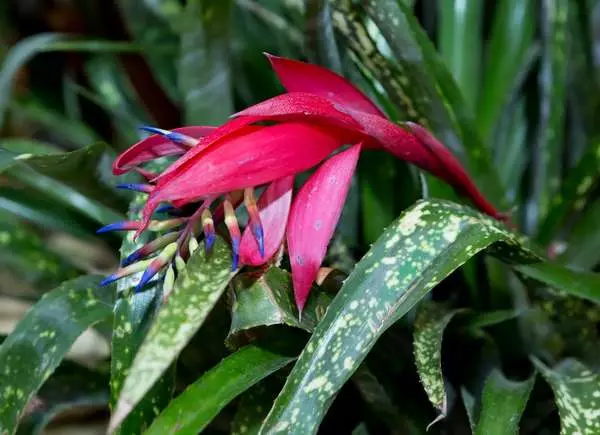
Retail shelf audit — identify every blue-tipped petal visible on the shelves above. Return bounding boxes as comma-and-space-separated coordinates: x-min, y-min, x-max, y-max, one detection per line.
134, 267, 158, 293
203, 232, 215, 252
231, 238, 240, 271
96, 221, 138, 234
156, 204, 175, 213
99, 274, 119, 286
116, 183, 153, 194
139, 125, 194, 146
253, 225, 265, 258
121, 250, 142, 267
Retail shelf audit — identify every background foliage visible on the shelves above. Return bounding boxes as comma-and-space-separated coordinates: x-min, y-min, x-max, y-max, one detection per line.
0, 0, 599, 434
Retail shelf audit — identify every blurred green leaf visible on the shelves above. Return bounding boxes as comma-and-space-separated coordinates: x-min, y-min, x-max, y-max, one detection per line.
180, 0, 233, 125
474, 370, 534, 435
0, 275, 114, 435
0, 33, 64, 128
228, 267, 331, 345
413, 301, 463, 424
1, 145, 124, 225
260, 199, 539, 433
0, 187, 94, 237
538, 139, 600, 245
118, 0, 180, 101
0, 138, 60, 155
561, 198, 600, 269
0, 33, 150, 129
493, 99, 528, 204
15, 362, 109, 435
85, 55, 147, 145
10, 97, 100, 148
477, 0, 536, 140
145, 341, 299, 435
109, 237, 233, 432
517, 262, 600, 305
306, 0, 342, 71
438, 0, 483, 110
532, 357, 600, 434
331, 0, 507, 208
529, 0, 570, 233
0, 218, 78, 289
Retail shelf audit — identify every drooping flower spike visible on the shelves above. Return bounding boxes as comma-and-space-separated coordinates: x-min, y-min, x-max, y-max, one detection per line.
99, 54, 504, 311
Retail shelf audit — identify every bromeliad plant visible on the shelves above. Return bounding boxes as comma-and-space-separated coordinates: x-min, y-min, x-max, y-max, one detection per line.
1, 1, 600, 434
98, 54, 504, 311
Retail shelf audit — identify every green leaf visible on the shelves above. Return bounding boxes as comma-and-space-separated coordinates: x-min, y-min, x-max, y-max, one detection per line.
0, 33, 64, 128
109, 237, 234, 432
10, 97, 99, 148
117, 0, 180, 101
144, 341, 300, 435
493, 98, 528, 203
0, 217, 79, 289
0, 275, 114, 435
477, 0, 536, 140
474, 370, 534, 435
228, 267, 331, 345
358, 151, 412, 245
232, 376, 282, 435
517, 262, 600, 305
532, 357, 600, 434
529, 0, 571, 232
110, 190, 174, 435
0, 187, 94, 237
438, 0, 483, 110
351, 365, 415, 433
413, 301, 463, 424
0, 144, 125, 224
331, 0, 506, 208
259, 199, 539, 434
180, 0, 233, 125
15, 361, 109, 435
538, 139, 600, 245
561, 198, 600, 269
85, 56, 148, 145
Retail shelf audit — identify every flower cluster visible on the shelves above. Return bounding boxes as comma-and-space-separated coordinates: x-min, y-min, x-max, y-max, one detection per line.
98, 54, 503, 311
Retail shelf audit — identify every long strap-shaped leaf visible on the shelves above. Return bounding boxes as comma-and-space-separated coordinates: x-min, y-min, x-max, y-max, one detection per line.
110, 189, 175, 435
144, 341, 300, 435
109, 237, 233, 432
0, 275, 114, 434
259, 199, 539, 434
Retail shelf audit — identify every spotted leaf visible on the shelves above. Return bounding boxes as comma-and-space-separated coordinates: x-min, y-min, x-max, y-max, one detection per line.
110, 189, 175, 435
0, 275, 114, 435
109, 237, 234, 432
413, 301, 464, 425
532, 357, 600, 435
259, 199, 540, 434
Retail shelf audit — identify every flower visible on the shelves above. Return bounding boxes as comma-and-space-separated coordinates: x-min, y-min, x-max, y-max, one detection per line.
99, 54, 503, 311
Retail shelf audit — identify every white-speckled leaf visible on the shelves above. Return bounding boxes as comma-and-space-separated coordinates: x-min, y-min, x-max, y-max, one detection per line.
109, 237, 233, 432
413, 301, 463, 423
259, 199, 540, 434
474, 370, 534, 435
532, 357, 600, 435
110, 191, 175, 435
0, 275, 114, 435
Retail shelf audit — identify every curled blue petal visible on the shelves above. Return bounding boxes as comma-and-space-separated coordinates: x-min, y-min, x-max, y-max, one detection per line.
99, 274, 119, 286
96, 221, 138, 234
116, 183, 153, 194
